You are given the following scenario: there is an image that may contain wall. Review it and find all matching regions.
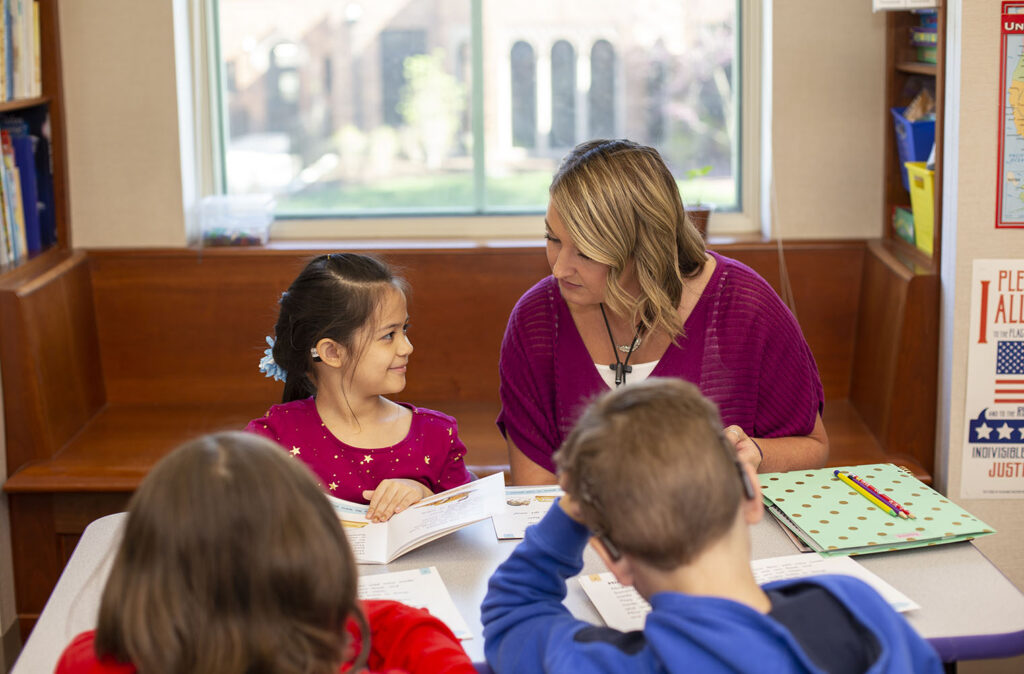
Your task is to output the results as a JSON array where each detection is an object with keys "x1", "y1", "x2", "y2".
[
  {"x1": 56, "y1": 0, "x2": 887, "y2": 247},
  {"x1": 770, "y1": 1, "x2": 886, "y2": 240},
  {"x1": 942, "y1": 1, "x2": 1024, "y2": 591},
  {"x1": 58, "y1": 0, "x2": 187, "y2": 248}
]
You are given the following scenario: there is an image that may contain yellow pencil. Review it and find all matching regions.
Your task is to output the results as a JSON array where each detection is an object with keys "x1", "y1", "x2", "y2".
[{"x1": 834, "y1": 470, "x2": 899, "y2": 517}]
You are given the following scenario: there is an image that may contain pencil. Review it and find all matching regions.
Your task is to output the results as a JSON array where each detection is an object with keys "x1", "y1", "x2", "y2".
[
  {"x1": 834, "y1": 470, "x2": 899, "y2": 517},
  {"x1": 847, "y1": 471, "x2": 915, "y2": 519}
]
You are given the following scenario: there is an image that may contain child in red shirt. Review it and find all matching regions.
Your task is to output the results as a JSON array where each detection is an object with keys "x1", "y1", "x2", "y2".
[{"x1": 55, "y1": 432, "x2": 476, "y2": 674}]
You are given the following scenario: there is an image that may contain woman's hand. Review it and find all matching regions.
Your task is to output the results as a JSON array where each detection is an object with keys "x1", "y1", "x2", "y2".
[
  {"x1": 362, "y1": 479, "x2": 432, "y2": 522},
  {"x1": 725, "y1": 425, "x2": 763, "y2": 472}
]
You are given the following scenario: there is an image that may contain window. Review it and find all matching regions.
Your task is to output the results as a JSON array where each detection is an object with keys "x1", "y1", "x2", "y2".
[{"x1": 211, "y1": 0, "x2": 755, "y2": 234}]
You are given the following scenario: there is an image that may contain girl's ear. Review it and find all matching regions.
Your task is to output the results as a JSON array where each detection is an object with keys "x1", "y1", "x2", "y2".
[{"x1": 314, "y1": 339, "x2": 346, "y2": 368}]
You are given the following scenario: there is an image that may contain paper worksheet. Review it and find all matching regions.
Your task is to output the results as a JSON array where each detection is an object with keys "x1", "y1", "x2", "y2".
[
  {"x1": 580, "y1": 553, "x2": 919, "y2": 632},
  {"x1": 358, "y1": 566, "x2": 472, "y2": 640},
  {"x1": 491, "y1": 485, "x2": 563, "y2": 539}
]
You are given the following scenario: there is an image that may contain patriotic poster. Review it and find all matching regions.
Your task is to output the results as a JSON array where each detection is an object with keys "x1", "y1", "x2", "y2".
[{"x1": 961, "y1": 259, "x2": 1024, "y2": 498}]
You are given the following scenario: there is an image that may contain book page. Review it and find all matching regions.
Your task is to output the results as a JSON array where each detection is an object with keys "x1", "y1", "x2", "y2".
[
  {"x1": 491, "y1": 485, "x2": 563, "y2": 539},
  {"x1": 358, "y1": 567, "x2": 472, "y2": 640},
  {"x1": 326, "y1": 497, "x2": 389, "y2": 564},
  {"x1": 580, "y1": 554, "x2": 919, "y2": 631},
  {"x1": 751, "y1": 554, "x2": 920, "y2": 613},
  {"x1": 384, "y1": 472, "x2": 506, "y2": 561},
  {"x1": 578, "y1": 573, "x2": 650, "y2": 632}
]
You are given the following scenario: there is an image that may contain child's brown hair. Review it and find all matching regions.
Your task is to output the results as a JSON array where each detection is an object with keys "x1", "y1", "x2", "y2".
[
  {"x1": 94, "y1": 431, "x2": 367, "y2": 673},
  {"x1": 555, "y1": 378, "x2": 747, "y2": 570}
]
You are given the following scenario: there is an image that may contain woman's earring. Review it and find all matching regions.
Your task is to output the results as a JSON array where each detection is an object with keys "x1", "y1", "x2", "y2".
[{"x1": 310, "y1": 347, "x2": 322, "y2": 362}]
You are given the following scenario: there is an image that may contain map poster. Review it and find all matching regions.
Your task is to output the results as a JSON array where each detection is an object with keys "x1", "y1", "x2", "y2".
[
  {"x1": 961, "y1": 259, "x2": 1024, "y2": 499},
  {"x1": 998, "y1": 2, "x2": 1024, "y2": 228}
]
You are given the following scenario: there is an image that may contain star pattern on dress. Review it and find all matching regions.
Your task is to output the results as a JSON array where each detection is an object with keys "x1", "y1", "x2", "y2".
[
  {"x1": 362, "y1": 454, "x2": 373, "y2": 464},
  {"x1": 424, "y1": 455, "x2": 431, "y2": 464},
  {"x1": 329, "y1": 482, "x2": 338, "y2": 491},
  {"x1": 290, "y1": 446, "x2": 301, "y2": 456}
]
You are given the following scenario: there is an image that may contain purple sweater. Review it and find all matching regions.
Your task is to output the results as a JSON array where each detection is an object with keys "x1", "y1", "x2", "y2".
[
  {"x1": 497, "y1": 251, "x2": 824, "y2": 473},
  {"x1": 246, "y1": 397, "x2": 473, "y2": 502}
]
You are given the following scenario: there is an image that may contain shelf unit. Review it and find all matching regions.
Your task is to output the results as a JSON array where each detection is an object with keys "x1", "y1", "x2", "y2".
[
  {"x1": 881, "y1": 5, "x2": 944, "y2": 270},
  {"x1": 0, "y1": 0, "x2": 70, "y2": 277}
]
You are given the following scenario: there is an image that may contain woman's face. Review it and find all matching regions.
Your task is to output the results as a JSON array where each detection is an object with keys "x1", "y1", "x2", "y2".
[{"x1": 545, "y1": 203, "x2": 610, "y2": 306}]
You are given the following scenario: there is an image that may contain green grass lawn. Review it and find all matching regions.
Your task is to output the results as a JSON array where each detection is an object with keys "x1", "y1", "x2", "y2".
[{"x1": 277, "y1": 172, "x2": 736, "y2": 215}]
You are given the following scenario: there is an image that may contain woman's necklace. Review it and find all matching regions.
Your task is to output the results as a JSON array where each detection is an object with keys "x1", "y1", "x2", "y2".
[{"x1": 599, "y1": 304, "x2": 644, "y2": 387}]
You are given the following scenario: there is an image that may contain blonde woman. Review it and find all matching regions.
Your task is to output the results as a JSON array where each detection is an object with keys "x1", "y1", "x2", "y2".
[{"x1": 497, "y1": 139, "x2": 828, "y2": 485}]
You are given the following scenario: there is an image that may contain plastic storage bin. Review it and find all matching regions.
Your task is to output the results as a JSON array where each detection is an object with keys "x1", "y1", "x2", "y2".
[
  {"x1": 905, "y1": 162, "x2": 934, "y2": 256},
  {"x1": 891, "y1": 107, "x2": 935, "y2": 191},
  {"x1": 199, "y1": 194, "x2": 275, "y2": 247}
]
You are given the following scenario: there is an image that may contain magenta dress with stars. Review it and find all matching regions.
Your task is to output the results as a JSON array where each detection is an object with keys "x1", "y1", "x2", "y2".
[{"x1": 245, "y1": 397, "x2": 474, "y2": 503}]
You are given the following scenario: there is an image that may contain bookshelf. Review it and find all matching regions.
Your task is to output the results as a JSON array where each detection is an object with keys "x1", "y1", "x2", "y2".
[
  {"x1": 881, "y1": 6, "x2": 944, "y2": 270},
  {"x1": 0, "y1": 0, "x2": 69, "y2": 275}
]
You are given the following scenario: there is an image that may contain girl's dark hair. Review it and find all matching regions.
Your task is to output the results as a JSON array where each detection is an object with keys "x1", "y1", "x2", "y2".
[
  {"x1": 95, "y1": 431, "x2": 369, "y2": 674},
  {"x1": 272, "y1": 253, "x2": 407, "y2": 402}
]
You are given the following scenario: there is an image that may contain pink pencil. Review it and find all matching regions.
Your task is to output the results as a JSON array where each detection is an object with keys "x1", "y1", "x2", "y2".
[{"x1": 847, "y1": 472, "x2": 915, "y2": 519}]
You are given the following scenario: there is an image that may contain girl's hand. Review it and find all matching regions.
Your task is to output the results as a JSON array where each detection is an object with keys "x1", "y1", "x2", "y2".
[
  {"x1": 725, "y1": 425, "x2": 763, "y2": 472},
  {"x1": 362, "y1": 479, "x2": 432, "y2": 522}
]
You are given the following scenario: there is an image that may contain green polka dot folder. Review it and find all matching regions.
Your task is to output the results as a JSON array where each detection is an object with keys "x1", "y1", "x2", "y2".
[{"x1": 760, "y1": 464, "x2": 995, "y2": 556}]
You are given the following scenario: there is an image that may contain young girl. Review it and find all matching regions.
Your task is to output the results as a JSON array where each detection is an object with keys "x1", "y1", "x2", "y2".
[
  {"x1": 247, "y1": 253, "x2": 474, "y2": 522},
  {"x1": 55, "y1": 432, "x2": 477, "y2": 674}
]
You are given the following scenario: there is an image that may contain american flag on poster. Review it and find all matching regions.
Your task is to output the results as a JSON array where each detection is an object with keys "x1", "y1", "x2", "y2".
[{"x1": 995, "y1": 340, "x2": 1024, "y2": 404}]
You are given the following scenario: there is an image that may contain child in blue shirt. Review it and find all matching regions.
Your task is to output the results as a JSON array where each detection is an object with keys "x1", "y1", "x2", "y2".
[{"x1": 482, "y1": 378, "x2": 942, "y2": 673}]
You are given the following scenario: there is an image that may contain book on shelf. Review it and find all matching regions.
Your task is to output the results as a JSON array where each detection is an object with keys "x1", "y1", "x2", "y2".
[
  {"x1": 1, "y1": 120, "x2": 39, "y2": 253},
  {"x1": 327, "y1": 471, "x2": 505, "y2": 564},
  {"x1": 1, "y1": 128, "x2": 27, "y2": 258},
  {"x1": 760, "y1": 463, "x2": 994, "y2": 556},
  {"x1": 5, "y1": 0, "x2": 38, "y2": 101}
]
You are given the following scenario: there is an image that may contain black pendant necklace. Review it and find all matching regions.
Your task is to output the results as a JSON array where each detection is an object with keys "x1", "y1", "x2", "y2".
[{"x1": 599, "y1": 304, "x2": 643, "y2": 387}]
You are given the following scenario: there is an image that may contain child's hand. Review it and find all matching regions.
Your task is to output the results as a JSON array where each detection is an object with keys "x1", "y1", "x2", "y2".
[
  {"x1": 362, "y1": 479, "x2": 432, "y2": 522},
  {"x1": 557, "y1": 492, "x2": 587, "y2": 524}
]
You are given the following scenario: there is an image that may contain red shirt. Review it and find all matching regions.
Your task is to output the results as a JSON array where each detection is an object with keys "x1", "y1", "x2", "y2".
[{"x1": 55, "y1": 600, "x2": 477, "y2": 674}]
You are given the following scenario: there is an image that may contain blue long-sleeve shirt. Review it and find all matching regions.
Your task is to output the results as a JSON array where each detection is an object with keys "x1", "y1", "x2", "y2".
[{"x1": 481, "y1": 504, "x2": 942, "y2": 673}]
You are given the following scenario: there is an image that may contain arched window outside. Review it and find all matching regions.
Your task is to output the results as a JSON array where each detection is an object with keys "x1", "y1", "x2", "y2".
[
  {"x1": 550, "y1": 40, "x2": 576, "y2": 148},
  {"x1": 589, "y1": 39, "x2": 616, "y2": 139},
  {"x1": 511, "y1": 40, "x2": 537, "y2": 148}
]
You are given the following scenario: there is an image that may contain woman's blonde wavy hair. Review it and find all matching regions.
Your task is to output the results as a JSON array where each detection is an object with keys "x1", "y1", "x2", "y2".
[{"x1": 550, "y1": 139, "x2": 707, "y2": 337}]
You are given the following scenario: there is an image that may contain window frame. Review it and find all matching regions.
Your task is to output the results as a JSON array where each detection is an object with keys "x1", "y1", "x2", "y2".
[{"x1": 197, "y1": 0, "x2": 762, "y2": 241}]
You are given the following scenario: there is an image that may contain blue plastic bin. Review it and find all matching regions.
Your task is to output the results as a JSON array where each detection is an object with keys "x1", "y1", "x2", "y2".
[{"x1": 891, "y1": 106, "x2": 935, "y2": 191}]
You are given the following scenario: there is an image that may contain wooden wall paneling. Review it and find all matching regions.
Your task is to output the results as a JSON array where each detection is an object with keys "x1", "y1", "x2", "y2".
[
  {"x1": 9, "y1": 494, "x2": 57, "y2": 640},
  {"x1": 849, "y1": 241, "x2": 936, "y2": 476},
  {"x1": 0, "y1": 252, "x2": 104, "y2": 476},
  {"x1": 886, "y1": 268, "x2": 938, "y2": 472},
  {"x1": 88, "y1": 249, "x2": 552, "y2": 408},
  {"x1": 723, "y1": 243, "x2": 864, "y2": 403}
]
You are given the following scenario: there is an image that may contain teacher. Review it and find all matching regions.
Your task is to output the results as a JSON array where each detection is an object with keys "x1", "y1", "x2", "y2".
[{"x1": 497, "y1": 139, "x2": 828, "y2": 485}]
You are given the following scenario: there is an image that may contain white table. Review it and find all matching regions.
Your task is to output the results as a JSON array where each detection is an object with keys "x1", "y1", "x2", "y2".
[{"x1": 12, "y1": 512, "x2": 1024, "y2": 671}]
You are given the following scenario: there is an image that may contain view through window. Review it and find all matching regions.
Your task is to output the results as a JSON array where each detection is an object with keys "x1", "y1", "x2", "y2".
[{"x1": 215, "y1": 0, "x2": 740, "y2": 220}]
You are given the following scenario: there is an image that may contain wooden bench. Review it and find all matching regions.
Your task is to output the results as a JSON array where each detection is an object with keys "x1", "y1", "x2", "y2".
[{"x1": 1, "y1": 239, "x2": 938, "y2": 638}]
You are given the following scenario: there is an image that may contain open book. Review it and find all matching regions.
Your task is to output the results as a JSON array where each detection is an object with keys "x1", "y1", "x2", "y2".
[
  {"x1": 580, "y1": 554, "x2": 920, "y2": 632},
  {"x1": 327, "y1": 471, "x2": 505, "y2": 564}
]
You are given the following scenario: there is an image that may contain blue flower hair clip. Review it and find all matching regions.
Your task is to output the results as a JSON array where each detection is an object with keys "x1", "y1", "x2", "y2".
[{"x1": 259, "y1": 335, "x2": 287, "y2": 382}]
